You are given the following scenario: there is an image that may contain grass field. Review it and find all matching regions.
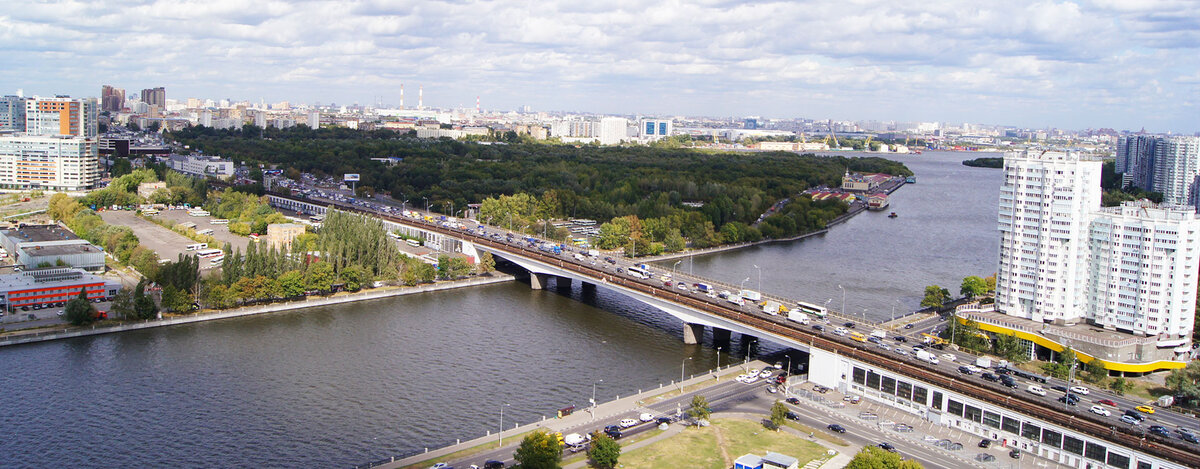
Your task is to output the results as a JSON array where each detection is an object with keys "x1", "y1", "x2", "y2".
[{"x1": 619, "y1": 418, "x2": 827, "y2": 469}]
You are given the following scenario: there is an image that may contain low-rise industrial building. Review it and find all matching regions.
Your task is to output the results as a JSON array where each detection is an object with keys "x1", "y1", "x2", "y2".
[
  {"x1": 0, "y1": 268, "x2": 121, "y2": 310},
  {"x1": 168, "y1": 154, "x2": 234, "y2": 178},
  {"x1": 0, "y1": 224, "x2": 106, "y2": 272}
]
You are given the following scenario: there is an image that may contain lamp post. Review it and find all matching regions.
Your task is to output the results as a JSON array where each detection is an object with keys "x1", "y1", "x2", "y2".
[
  {"x1": 838, "y1": 284, "x2": 846, "y2": 319},
  {"x1": 715, "y1": 346, "x2": 722, "y2": 379},
  {"x1": 753, "y1": 264, "x2": 762, "y2": 292},
  {"x1": 590, "y1": 379, "x2": 603, "y2": 421},
  {"x1": 680, "y1": 357, "x2": 692, "y2": 392},
  {"x1": 423, "y1": 197, "x2": 429, "y2": 213},
  {"x1": 498, "y1": 403, "x2": 511, "y2": 447},
  {"x1": 672, "y1": 260, "x2": 681, "y2": 279}
]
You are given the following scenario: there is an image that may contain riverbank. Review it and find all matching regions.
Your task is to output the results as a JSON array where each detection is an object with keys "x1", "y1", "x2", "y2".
[
  {"x1": 643, "y1": 179, "x2": 907, "y2": 263},
  {"x1": 0, "y1": 273, "x2": 516, "y2": 347}
]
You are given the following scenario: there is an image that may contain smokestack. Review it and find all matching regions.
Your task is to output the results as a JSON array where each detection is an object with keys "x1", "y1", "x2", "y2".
[
  {"x1": 418, "y1": 86, "x2": 423, "y2": 110},
  {"x1": 400, "y1": 84, "x2": 404, "y2": 110}
]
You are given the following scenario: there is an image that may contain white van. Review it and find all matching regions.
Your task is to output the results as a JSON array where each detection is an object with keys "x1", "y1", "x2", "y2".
[{"x1": 1027, "y1": 385, "x2": 1047, "y2": 396}]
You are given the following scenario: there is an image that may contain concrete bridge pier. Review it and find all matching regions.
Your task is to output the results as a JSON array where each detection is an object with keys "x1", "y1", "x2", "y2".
[
  {"x1": 580, "y1": 282, "x2": 596, "y2": 294},
  {"x1": 682, "y1": 322, "x2": 706, "y2": 345},
  {"x1": 530, "y1": 273, "x2": 550, "y2": 290},
  {"x1": 555, "y1": 277, "x2": 573, "y2": 290},
  {"x1": 711, "y1": 328, "x2": 732, "y2": 348},
  {"x1": 739, "y1": 334, "x2": 759, "y2": 357}
]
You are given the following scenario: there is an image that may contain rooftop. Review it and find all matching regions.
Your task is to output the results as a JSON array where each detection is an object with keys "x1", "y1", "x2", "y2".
[{"x1": 2, "y1": 224, "x2": 79, "y2": 243}]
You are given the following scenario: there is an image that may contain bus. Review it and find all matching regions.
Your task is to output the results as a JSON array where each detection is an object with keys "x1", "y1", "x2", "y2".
[
  {"x1": 196, "y1": 228, "x2": 214, "y2": 236},
  {"x1": 186, "y1": 243, "x2": 208, "y2": 251},
  {"x1": 310, "y1": 214, "x2": 325, "y2": 223},
  {"x1": 142, "y1": 209, "x2": 159, "y2": 216},
  {"x1": 210, "y1": 219, "x2": 229, "y2": 225},
  {"x1": 627, "y1": 266, "x2": 651, "y2": 280},
  {"x1": 796, "y1": 300, "x2": 828, "y2": 319},
  {"x1": 849, "y1": 332, "x2": 868, "y2": 343},
  {"x1": 196, "y1": 248, "x2": 224, "y2": 259},
  {"x1": 405, "y1": 239, "x2": 420, "y2": 247}
]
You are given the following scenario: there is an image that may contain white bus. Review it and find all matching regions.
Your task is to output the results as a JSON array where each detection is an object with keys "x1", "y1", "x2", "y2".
[
  {"x1": 210, "y1": 219, "x2": 229, "y2": 225},
  {"x1": 796, "y1": 300, "x2": 828, "y2": 319},
  {"x1": 142, "y1": 209, "x2": 159, "y2": 216},
  {"x1": 196, "y1": 248, "x2": 224, "y2": 259},
  {"x1": 186, "y1": 243, "x2": 208, "y2": 251},
  {"x1": 196, "y1": 228, "x2": 214, "y2": 236},
  {"x1": 188, "y1": 209, "x2": 210, "y2": 217},
  {"x1": 405, "y1": 239, "x2": 420, "y2": 247},
  {"x1": 627, "y1": 266, "x2": 651, "y2": 280}
]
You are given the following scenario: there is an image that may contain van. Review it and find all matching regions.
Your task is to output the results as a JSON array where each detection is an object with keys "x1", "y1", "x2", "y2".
[{"x1": 1027, "y1": 385, "x2": 1046, "y2": 396}]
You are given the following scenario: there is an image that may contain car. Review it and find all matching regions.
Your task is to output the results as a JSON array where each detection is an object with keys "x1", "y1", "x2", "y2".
[
  {"x1": 867, "y1": 336, "x2": 881, "y2": 344},
  {"x1": 812, "y1": 324, "x2": 825, "y2": 332},
  {"x1": 1027, "y1": 385, "x2": 1047, "y2": 396},
  {"x1": 877, "y1": 344, "x2": 891, "y2": 351},
  {"x1": 958, "y1": 366, "x2": 974, "y2": 375},
  {"x1": 735, "y1": 374, "x2": 748, "y2": 382},
  {"x1": 894, "y1": 336, "x2": 908, "y2": 343},
  {"x1": 483, "y1": 461, "x2": 505, "y2": 469},
  {"x1": 676, "y1": 282, "x2": 688, "y2": 291},
  {"x1": 827, "y1": 424, "x2": 846, "y2": 433},
  {"x1": 1182, "y1": 433, "x2": 1200, "y2": 443},
  {"x1": 759, "y1": 369, "x2": 773, "y2": 379},
  {"x1": 834, "y1": 327, "x2": 848, "y2": 336},
  {"x1": 1089, "y1": 405, "x2": 1111, "y2": 416},
  {"x1": 618, "y1": 418, "x2": 638, "y2": 428},
  {"x1": 813, "y1": 385, "x2": 829, "y2": 394},
  {"x1": 27, "y1": 313, "x2": 35, "y2": 320},
  {"x1": 905, "y1": 323, "x2": 915, "y2": 329},
  {"x1": 981, "y1": 373, "x2": 998, "y2": 382},
  {"x1": 1009, "y1": 449, "x2": 1022, "y2": 459},
  {"x1": 748, "y1": 368, "x2": 759, "y2": 376},
  {"x1": 895, "y1": 348, "x2": 908, "y2": 356},
  {"x1": 941, "y1": 353, "x2": 956, "y2": 362},
  {"x1": 1097, "y1": 399, "x2": 1117, "y2": 407},
  {"x1": 1136, "y1": 405, "x2": 1155, "y2": 414},
  {"x1": 1051, "y1": 385, "x2": 1068, "y2": 393},
  {"x1": 976, "y1": 453, "x2": 996, "y2": 462},
  {"x1": 743, "y1": 375, "x2": 760, "y2": 384},
  {"x1": 877, "y1": 442, "x2": 897, "y2": 452},
  {"x1": 1120, "y1": 415, "x2": 1141, "y2": 425},
  {"x1": 604, "y1": 427, "x2": 623, "y2": 439},
  {"x1": 56, "y1": 310, "x2": 64, "y2": 317},
  {"x1": 786, "y1": 397, "x2": 800, "y2": 405},
  {"x1": 639, "y1": 412, "x2": 654, "y2": 422},
  {"x1": 1058, "y1": 395, "x2": 1079, "y2": 406},
  {"x1": 1123, "y1": 410, "x2": 1145, "y2": 421},
  {"x1": 1151, "y1": 427, "x2": 1171, "y2": 438},
  {"x1": 979, "y1": 438, "x2": 992, "y2": 448},
  {"x1": 843, "y1": 395, "x2": 861, "y2": 404},
  {"x1": 766, "y1": 385, "x2": 778, "y2": 393},
  {"x1": 655, "y1": 417, "x2": 672, "y2": 425},
  {"x1": 1070, "y1": 386, "x2": 1090, "y2": 395},
  {"x1": 430, "y1": 464, "x2": 450, "y2": 469},
  {"x1": 843, "y1": 322, "x2": 856, "y2": 329}
]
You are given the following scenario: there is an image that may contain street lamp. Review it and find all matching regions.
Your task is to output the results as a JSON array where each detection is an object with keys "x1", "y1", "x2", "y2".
[
  {"x1": 838, "y1": 284, "x2": 846, "y2": 318},
  {"x1": 590, "y1": 380, "x2": 603, "y2": 421},
  {"x1": 423, "y1": 197, "x2": 429, "y2": 213},
  {"x1": 498, "y1": 403, "x2": 511, "y2": 447},
  {"x1": 753, "y1": 264, "x2": 762, "y2": 292},
  {"x1": 680, "y1": 357, "x2": 692, "y2": 392},
  {"x1": 739, "y1": 277, "x2": 750, "y2": 292},
  {"x1": 715, "y1": 346, "x2": 722, "y2": 379},
  {"x1": 672, "y1": 260, "x2": 681, "y2": 279}
]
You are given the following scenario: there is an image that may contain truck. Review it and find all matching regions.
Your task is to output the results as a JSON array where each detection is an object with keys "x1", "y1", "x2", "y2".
[
  {"x1": 916, "y1": 350, "x2": 939, "y2": 364},
  {"x1": 787, "y1": 309, "x2": 810, "y2": 324},
  {"x1": 975, "y1": 357, "x2": 992, "y2": 369},
  {"x1": 588, "y1": 249, "x2": 600, "y2": 257},
  {"x1": 870, "y1": 329, "x2": 887, "y2": 339},
  {"x1": 761, "y1": 300, "x2": 783, "y2": 315},
  {"x1": 740, "y1": 290, "x2": 762, "y2": 302},
  {"x1": 693, "y1": 283, "x2": 712, "y2": 293}
]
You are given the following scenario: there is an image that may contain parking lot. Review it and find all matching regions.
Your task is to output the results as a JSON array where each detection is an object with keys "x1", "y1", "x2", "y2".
[
  {"x1": 151, "y1": 209, "x2": 249, "y2": 252},
  {"x1": 99, "y1": 211, "x2": 199, "y2": 266}
]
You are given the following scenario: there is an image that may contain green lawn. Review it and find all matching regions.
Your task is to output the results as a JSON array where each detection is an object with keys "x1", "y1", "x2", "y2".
[{"x1": 619, "y1": 418, "x2": 827, "y2": 469}]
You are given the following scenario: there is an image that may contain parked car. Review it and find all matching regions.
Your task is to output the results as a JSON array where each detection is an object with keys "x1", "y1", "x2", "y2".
[
  {"x1": 827, "y1": 424, "x2": 846, "y2": 433},
  {"x1": 1009, "y1": 449, "x2": 1021, "y2": 459},
  {"x1": 639, "y1": 413, "x2": 654, "y2": 422},
  {"x1": 604, "y1": 425, "x2": 623, "y2": 439},
  {"x1": 978, "y1": 439, "x2": 992, "y2": 448}
]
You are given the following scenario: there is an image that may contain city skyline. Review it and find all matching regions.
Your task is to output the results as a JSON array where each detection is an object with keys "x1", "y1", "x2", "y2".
[{"x1": 2, "y1": 1, "x2": 1197, "y2": 133}]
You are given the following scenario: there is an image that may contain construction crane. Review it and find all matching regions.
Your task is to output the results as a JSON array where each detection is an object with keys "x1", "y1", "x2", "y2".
[
  {"x1": 825, "y1": 128, "x2": 839, "y2": 148},
  {"x1": 864, "y1": 135, "x2": 874, "y2": 151}
]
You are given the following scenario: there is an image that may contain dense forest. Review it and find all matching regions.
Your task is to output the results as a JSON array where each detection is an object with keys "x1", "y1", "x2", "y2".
[
  {"x1": 169, "y1": 125, "x2": 912, "y2": 251},
  {"x1": 961, "y1": 157, "x2": 1003, "y2": 168}
]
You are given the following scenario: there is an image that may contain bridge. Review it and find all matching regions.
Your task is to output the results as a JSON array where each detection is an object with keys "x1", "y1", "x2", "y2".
[{"x1": 268, "y1": 193, "x2": 1197, "y2": 469}]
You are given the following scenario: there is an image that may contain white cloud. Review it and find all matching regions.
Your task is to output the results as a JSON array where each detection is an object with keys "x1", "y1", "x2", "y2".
[{"x1": 0, "y1": 0, "x2": 1195, "y2": 131}]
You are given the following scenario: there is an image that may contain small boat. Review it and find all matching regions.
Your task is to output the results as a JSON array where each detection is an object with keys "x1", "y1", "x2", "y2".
[
  {"x1": 888, "y1": 212, "x2": 898, "y2": 218},
  {"x1": 906, "y1": 176, "x2": 916, "y2": 184}
]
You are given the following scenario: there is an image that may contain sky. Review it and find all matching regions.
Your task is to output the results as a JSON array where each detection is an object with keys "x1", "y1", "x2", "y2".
[{"x1": 1, "y1": 0, "x2": 1197, "y2": 133}]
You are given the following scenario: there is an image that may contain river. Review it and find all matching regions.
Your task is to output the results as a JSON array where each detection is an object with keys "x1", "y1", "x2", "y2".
[{"x1": 0, "y1": 150, "x2": 1002, "y2": 468}]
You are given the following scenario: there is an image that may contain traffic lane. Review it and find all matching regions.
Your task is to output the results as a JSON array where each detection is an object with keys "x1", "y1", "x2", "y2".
[{"x1": 783, "y1": 401, "x2": 971, "y2": 469}]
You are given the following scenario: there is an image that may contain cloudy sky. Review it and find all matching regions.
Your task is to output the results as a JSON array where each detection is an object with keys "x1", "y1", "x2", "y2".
[{"x1": 2, "y1": 0, "x2": 1197, "y2": 132}]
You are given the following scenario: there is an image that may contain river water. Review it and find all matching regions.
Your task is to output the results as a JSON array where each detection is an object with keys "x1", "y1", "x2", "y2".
[{"x1": 0, "y1": 150, "x2": 1002, "y2": 468}]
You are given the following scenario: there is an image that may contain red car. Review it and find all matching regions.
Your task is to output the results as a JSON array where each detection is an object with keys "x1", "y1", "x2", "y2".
[{"x1": 1097, "y1": 399, "x2": 1117, "y2": 407}]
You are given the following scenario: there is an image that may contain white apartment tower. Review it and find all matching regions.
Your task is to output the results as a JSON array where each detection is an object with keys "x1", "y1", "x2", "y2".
[
  {"x1": 1087, "y1": 202, "x2": 1200, "y2": 344},
  {"x1": 24, "y1": 96, "x2": 97, "y2": 139},
  {"x1": 598, "y1": 117, "x2": 627, "y2": 145},
  {"x1": 1153, "y1": 136, "x2": 1200, "y2": 206},
  {"x1": 996, "y1": 151, "x2": 1102, "y2": 323}
]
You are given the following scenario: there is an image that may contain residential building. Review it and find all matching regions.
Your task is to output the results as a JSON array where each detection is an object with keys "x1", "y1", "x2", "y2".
[
  {"x1": 0, "y1": 134, "x2": 101, "y2": 190},
  {"x1": 639, "y1": 118, "x2": 672, "y2": 141},
  {"x1": 0, "y1": 268, "x2": 121, "y2": 311},
  {"x1": 1086, "y1": 201, "x2": 1200, "y2": 346},
  {"x1": 100, "y1": 85, "x2": 125, "y2": 113},
  {"x1": 1153, "y1": 136, "x2": 1200, "y2": 206},
  {"x1": 24, "y1": 96, "x2": 97, "y2": 139},
  {"x1": 0, "y1": 95, "x2": 26, "y2": 131},
  {"x1": 0, "y1": 224, "x2": 106, "y2": 271},
  {"x1": 1115, "y1": 135, "x2": 1157, "y2": 191},
  {"x1": 995, "y1": 151, "x2": 1102, "y2": 323},
  {"x1": 597, "y1": 117, "x2": 627, "y2": 145},
  {"x1": 168, "y1": 154, "x2": 234, "y2": 178},
  {"x1": 140, "y1": 87, "x2": 165, "y2": 108},
  {"x1": 266, "y1": 223, "x2": 306, "y2": 250}
]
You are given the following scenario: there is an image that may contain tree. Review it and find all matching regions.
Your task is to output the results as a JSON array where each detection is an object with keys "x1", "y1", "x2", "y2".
[
  {"x1": 160, "y1": 285, "x2": 192, "y2": 313},
  {"x1": 960, "y1": 276, "x2": 988, "y2": 299},
  {"x1": 134, "y1": 279, "x2": 158, "y2": 320},
  {"x1": 512, "y1": 430, "x2": 563, "y2": 469},
  {"x1": 586, "y1": 432, "x2": 620, "y2": 469},
  {"x1": 920, "y1": 285, "x2": 949, "y2": 309},
  {"x1": 1081, "y1": 357, "x2": 1109, "y2": 384},
  {"x1": 1165, "y1": 361, "x2": 1200, "y2": 404},
  {"x1": 279, "y1": 270, "x2": 306, "y2": 298},
  {"x1": 339, "y1": 264, "x2": 365, "y2": 291},
  {"x1": 477, "y1": 251, "x2": 496, "y2": 274},
  {"x1": 769, "y1": 400, "x2": 788, "y2": 430},
  {"x1": 305, "y1": 261, "x2": 334, "y2": 293},
  {"x1": 1109, "y1": 377, "x2": 1128, "y2": 396},
  {"x1": 846, "y1": 446, "x2": 923, "y2": 469},
  {"x1": 992, "y1": 332, "x2": 1026, "y2": 363},
  {"x1": 110, "y1": 288, "x2": 135, "y2": 320},
  {"x1": 687, "y1": 394, "x2": 711, "y2": 421},
  {"x1": 64, "y1": 289, "x2": 97, "y2": 325}
]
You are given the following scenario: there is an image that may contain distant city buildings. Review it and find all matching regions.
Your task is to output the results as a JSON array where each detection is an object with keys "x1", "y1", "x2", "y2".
[
  {"x1": 24, "y1": 96, "x2": 97, "y2": 139},
  {"x1": 168, "y1": 154, "x2": 234, "y2": 178},
  {"x1": 994, "y1": 150, "x2": 1198, "y2": 354},
  {"x1": 0, "y1": 95, "x2": 100, "y2": 190},
  {"x1": 0, "y1": 95, "x2": 27, "y2": 132},
  {"x1": 640, "y1": 118, "x2": 672, "y2": 142},
  {"x1": 1114, "y1": 135, "x2": 1200, "y2": 208},
  {"x1": 100, "y1": 85, "x2": 125, "y2": 113}
]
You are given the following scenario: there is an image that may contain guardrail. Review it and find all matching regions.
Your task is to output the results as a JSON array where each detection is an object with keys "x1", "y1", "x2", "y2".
[{"x1": 270, "y1": 191, "x2": 1200, "y2": 467}]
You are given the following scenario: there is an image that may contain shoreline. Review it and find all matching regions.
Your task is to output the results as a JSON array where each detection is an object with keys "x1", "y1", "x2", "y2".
[
  {"x1": 644, "y1": 178, "x2": 907, "y2": 263},
  {"x1": 0, "y1": 273, "x2": 516, "y2": 348}
]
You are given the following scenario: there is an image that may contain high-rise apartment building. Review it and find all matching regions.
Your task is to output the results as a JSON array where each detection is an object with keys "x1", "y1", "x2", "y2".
[
  {"x1": 1087, "y1": 201, "x2": 1200, "y2": 343},
  {"x1": 24, "y1": 96, "x2": 97, "y2": 139},
  {"x1": 100, "y1": 85, "x2": 125, "y2": 113},
  {"x1": 0, "y1": 96, "x2": 27, "y2": 132},
  {"x1": 140, "y1": 87, "x2": 165, "y2": 107},
  {"x1": 995, "y1": 151, "x2": 1102, "y2": 322},
  {"x1": 1114, "y1": 135, "x2": 1158, "y2": 191},
  {"x1": 598, "y1": 117, "x2": 627, "y2": 145},
  {"x1": 640, "y1": 119, "x2": 673, "y2": 141},
  {"x1": 1153, "y1": 136, "x2": 1200, "y2": 206},
  {"x1": 0, "y1": 135, "x2": 100, "y2": 190}
]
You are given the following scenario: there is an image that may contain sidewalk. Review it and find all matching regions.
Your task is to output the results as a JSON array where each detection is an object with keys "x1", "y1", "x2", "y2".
[{"x1": 376, "y1": 361, "x2": 766, "y2": 469}]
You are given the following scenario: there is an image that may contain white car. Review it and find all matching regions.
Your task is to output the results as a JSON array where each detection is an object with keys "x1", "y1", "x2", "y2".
[
  {"x1": 834, "y1": 327, "x2": 848, "y2": 336},
  {"x1": 1027, "y1": 385, "x2": 1047, "y2": 396},
  {"x1": 1070, "y1": 386, "x2": 1090, "y2": 395},
  {"x1": 895, "y1": 348, "x2": 908, "y2": 356},
  {"x1": 735, "y1": 374, "x2": 749, "y2": 383},
  {"x1": 941, "y1": 353, "x2": 956, "y2": 362},
  {"x1": 1089, "y1": 405, "x2": 1110, "y2": 416},
  {"x1": 619, "y1": 418, "x2": 639, "y2": 428},
  {"x1": 744, "y1": 375, "x2": 760, "y2": 384},
  {"x1": 639, "y1": 412, "x2": 654, "y2": 422},
  {"x1": 878, "y1": 344, "x2": 891, "y2": 351},
  {"x1": 758, "y1": 369, "x2": 773, "y2": 379}
]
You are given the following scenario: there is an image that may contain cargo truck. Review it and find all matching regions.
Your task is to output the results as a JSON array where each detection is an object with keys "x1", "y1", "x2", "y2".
[
  {"x1": 762, "y1": 300, "x2": 784, "y2": 315},
  {"x1": 975, "y1": 357, "x2": 992, "y2": 368},
  {"x1": 740, "y1": 290, "x2": 762, "y2": 302},
  {"x1": 916, "y1": 350, "x2": 940, "y2": 364},
  {"x1": 787, "y1": 310, "x2": 810, "y2": 324}
]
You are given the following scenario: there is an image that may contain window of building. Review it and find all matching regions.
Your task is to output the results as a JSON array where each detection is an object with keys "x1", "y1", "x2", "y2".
[
  {"x1": 1021, "y1": 422, "x2": 1040, "y2": 440},
  {"x1": 1063, "y1": 436, "x2": 1084, "y2": 455},
  {"x1": 912, "y1": 386, "x2": 927, "y2": 406},
  {"x1": 1001, "y1": 416, "x2": 1020, "y2": 434},
  {"x1": 930, "y1": 391, "x2": 943, "y2": 411},
  {"x1": 852, "y1": 367, "x2": 865, "y2": 385},
  {"x1": 1085, "y1": 442, "x2": 1107, "y2": 461},
  {"x1": 1106, "y1": 452, "x2": 1130, "y2": 469},
  {"x1": 982, "y1": 411, "x2": 1000, "y2": 428},
  {"x1": 1041, "y1": 429, "x2": 1062, "y2": 448},
  {"x1": 964, "y1": 405, "x2": 982, "y2": 423},
  {"x1": 1137, "y1": 461, "x2": 1151, "y2": 469},
  {"x1": 881, "y1": 376, "x2": 896, "y2": 394},
  {"x1": 896, "y1": 381, "x2": 912, "y2": 401},
  {"x1": 947, "y1": 399, "x2": 964, "y2": 417},
  {"x1": 866, "y1": 371, "x2": 880, "y2": 390}
]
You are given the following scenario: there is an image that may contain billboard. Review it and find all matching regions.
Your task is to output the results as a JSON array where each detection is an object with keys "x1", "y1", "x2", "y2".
[{"x1": 343, "y1": 174, "x2": 360, "y2": 182}]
